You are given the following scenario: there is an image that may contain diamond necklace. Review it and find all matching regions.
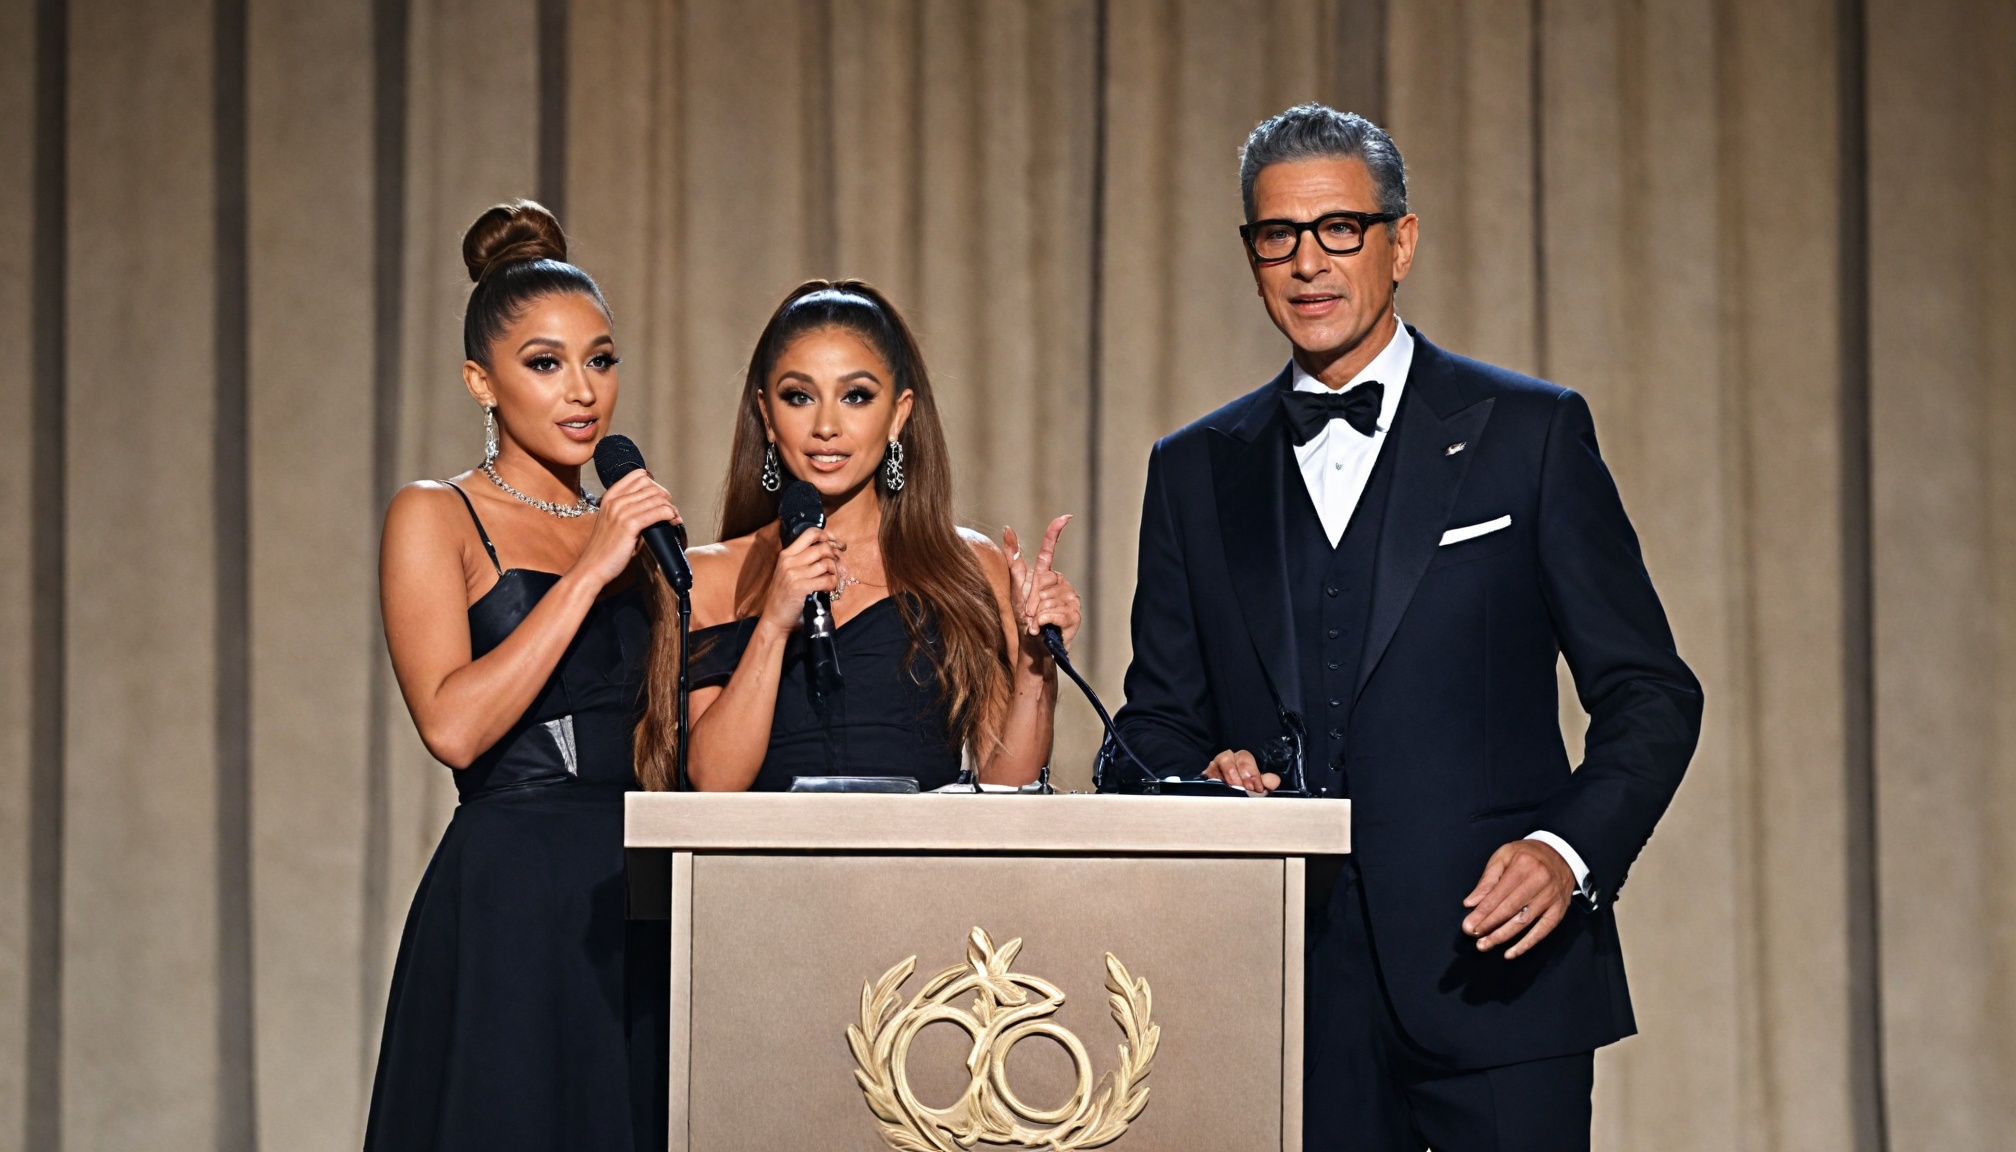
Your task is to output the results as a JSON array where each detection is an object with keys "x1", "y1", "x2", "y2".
[
  {"x1": 481, "y1": 459, "x2": 599, "y2": 518},
  {"x1": 831, "y1": 541, "x2": 886, "y2": 602}
]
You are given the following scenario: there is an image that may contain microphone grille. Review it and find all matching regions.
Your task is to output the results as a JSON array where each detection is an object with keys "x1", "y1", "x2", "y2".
[
  {"x1": 593, "y1": 434, "x2": 645, "y2": 489},
  {"x1": 777, "y1": 480, "x2": 825, "y2": 547}
]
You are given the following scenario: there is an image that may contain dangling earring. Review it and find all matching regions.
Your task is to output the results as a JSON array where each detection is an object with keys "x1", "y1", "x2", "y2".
[
  {"x1": 483, "y1": 405, "x2": 499, "y2": 464},
  {"x1": 881, "y1": 438, "x2": 905, "y2": 493},
  {"x1": 760, "y1": 442, "x2": 783, "y2": 493}
]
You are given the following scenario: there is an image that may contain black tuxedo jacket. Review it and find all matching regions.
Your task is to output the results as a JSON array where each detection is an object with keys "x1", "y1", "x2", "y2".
[{"x1": 1114, "y1": 327, "x2": 1702, "y2": 1067}]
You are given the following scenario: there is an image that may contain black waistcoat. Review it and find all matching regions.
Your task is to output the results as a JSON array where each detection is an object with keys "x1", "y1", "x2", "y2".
[{"x1": 1283, "y1": 394, "x2": 1404, "y2": 797}]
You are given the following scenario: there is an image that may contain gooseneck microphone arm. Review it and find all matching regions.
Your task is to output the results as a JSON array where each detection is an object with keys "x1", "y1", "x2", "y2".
[{"x1": 1037, "y1": 624, "x2": 1161, "y2": 793}]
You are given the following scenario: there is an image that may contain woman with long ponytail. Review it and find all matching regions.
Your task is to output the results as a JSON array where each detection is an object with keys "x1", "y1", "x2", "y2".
[{"x1": 635, "y1": 280, "x2": 1079, "y2": 791}]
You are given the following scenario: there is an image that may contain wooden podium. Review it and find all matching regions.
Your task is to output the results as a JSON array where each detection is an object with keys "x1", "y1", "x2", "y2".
[{"x1": 625, "y1": 792, "x2": 1349, "y2": 1151}]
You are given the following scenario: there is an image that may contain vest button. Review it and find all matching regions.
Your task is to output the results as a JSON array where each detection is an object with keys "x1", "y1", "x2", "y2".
[
  {"x1": 1328, "y1": 728, "x2": 1342, "y2": 740},
  {"x1": 1327, "y1": 660, "x2": 1340, "y2": 670},
  {"x1": 1327, "y1": 628, "x2": 1339, "y2": 639},
  {"x1": 1326, "y1": 585, "x2": 1340, "y2": 597},
  {"x1": 1329, "y1": 697, "x2": 1342, "y2": 708}
]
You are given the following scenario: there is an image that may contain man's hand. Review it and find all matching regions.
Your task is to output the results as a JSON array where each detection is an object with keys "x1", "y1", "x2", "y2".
[
  {"x1": 1203, "y1": 749, "x2": 1281, "y2": 794},
  {"x1": 1461, "y1": 840, "x2": 1576, "y2": 959}
]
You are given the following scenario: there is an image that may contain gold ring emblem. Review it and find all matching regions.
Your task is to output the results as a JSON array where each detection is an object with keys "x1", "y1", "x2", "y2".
[{"x1": 847, "y1": 927, "x2": 1159, "y2": 1151}]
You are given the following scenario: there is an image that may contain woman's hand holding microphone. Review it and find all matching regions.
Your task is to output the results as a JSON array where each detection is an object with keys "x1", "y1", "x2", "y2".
[
  {"x1": 568, "y1": 469, "x2": 681, "y2": 590},
  {"x1": 757, "y1": 528, "x2": 842, "y2": 640}
]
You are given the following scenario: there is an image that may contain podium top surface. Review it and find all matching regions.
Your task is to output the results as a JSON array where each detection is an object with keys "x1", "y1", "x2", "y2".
[{"x1": 623, "y1": 791, "x2": 1350, "y2": 855}]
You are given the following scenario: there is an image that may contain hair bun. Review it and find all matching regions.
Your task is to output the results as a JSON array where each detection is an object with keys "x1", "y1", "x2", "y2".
[{"x1": 462, "y1": 199, "x2": 568, "y2": 283}]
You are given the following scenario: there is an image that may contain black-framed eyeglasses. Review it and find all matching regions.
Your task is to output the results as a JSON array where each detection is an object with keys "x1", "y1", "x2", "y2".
[{"x1": 1239, "y1": 210, "x2": 1400, "y2": 264}]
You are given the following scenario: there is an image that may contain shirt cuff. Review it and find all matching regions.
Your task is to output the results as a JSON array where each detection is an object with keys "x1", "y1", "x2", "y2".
[{"x1": 1525, "y1": 831, "x2": 1596, "y2": 903}]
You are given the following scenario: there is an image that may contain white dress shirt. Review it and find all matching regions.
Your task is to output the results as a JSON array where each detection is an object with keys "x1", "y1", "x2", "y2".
[
  {"x1": 1286, "y1": 319, "x2": 1595, "y2": 902},
  {"x1": 1291, "y1": 320, "x2": 1413, "y2": 546}
]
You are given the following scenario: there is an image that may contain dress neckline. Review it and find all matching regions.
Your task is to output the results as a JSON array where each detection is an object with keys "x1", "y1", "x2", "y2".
[
  {"x1": 467, "y1": 569, "x2": 642, "y2": 618},
  {"x1": 690, "y1": 593, "x2": 900, "y2": 639}
]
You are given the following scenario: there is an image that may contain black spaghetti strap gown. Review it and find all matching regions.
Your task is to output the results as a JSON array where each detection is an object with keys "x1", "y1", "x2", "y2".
[
  {"x1": 364, "y1": 484, "x2": 666, "y2": 1152},
  {"x1": 687, "y1": 595, "x2": 965, "y2": 790}
]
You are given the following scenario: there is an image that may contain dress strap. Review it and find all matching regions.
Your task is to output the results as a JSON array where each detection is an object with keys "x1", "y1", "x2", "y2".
[{"x1": 442, "y1": 481, "x2": 504, "y2": 577}]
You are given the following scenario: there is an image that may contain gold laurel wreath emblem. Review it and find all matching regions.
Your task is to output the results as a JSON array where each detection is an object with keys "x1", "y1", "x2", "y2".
[{"x1": 847, "y1": 928, "x2": 1160, "y2": 1152}]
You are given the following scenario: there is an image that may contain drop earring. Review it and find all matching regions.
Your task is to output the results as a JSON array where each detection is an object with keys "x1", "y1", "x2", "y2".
[
  {"x1": 760, "y1": 442, "x2": 783, "y2": 493},
  {"x1": 881, "y1": 438, "x2": 905, "y2": 493},
  {"x1": 483, "y1": 405, "x2": 499, "y2": 464}
]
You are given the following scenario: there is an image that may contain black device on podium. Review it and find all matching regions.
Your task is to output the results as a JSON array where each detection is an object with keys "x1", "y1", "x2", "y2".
[{"x1": 1037, "y1": 624, "x2": 1307, "y2": 797}]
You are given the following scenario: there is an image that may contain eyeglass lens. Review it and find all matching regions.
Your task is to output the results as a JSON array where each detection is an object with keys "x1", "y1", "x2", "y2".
[{"x1": 1249, "y1": 215, "x2": 1367, "y2": 261}]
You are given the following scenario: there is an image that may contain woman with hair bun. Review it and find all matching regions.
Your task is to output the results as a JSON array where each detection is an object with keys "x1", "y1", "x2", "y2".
[
  {"x1": 637, "y1": 280, "x2": 1081, "y2": 792},
  {"x1": 366, "y1": 200, "x2": 671, "y2": 1150}
]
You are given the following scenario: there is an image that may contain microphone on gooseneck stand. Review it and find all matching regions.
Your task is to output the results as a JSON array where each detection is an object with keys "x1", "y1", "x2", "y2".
[
  {"x1": 593, "y1": 435, "x2": 692, "y2": 594},
  {"x1": 1036, "y1": 625, "x2": 1155, "y2": 792},
  {"x1": 1039, "y1": 624, "x2": 1246, "y2": 798},
  {"x1": 777, "y1": 481, "x2": 843, "y2": 698},
  {"x1": 592, "y1": 434, "x2": 694, "y2": 792}
]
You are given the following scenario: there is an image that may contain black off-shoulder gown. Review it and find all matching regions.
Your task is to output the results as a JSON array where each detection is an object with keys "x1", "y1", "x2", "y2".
[
  {"x1": 688, "y1": 595, "x2": 964, "y2": 791},
  {"x1": 364, "y1": 487, "x2": 666, "y2": 1152}
]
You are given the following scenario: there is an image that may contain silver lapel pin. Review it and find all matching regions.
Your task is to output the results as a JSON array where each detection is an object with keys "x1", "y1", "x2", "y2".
[{"x1": 1445, "y1": 441, "x2": 1467, "y2": 456}]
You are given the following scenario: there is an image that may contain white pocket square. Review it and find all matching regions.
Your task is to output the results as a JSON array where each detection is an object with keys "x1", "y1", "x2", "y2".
[{"x1": 1439, "y1": 515, "x2": 1512, "y2": 546}]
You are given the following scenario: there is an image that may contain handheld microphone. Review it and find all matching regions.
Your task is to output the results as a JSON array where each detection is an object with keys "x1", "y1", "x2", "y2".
[
  {"x1": 592, "y1": 435, "x2": 692, "y2": 595},
  {"x1": 777, "y1": 480, "x2": 842, "y2": 693}
]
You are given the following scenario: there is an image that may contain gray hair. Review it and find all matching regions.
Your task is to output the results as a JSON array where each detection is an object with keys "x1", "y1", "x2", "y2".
[{"x1": 1239, "y1": 104, "x2": 1408, "y2": 222}]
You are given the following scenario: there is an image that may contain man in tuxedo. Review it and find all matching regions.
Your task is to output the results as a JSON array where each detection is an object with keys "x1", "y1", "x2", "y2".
[{"x1": 1112, "y1": 104, "x2": 1702, "y2": 1150}]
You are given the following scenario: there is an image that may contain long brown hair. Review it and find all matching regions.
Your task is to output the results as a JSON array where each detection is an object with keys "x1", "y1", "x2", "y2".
[{"x1": 633, "y1": 280, "x2": 1010, "y2": 789}]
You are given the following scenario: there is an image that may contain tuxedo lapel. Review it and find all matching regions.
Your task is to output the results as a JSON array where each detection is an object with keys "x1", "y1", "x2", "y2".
[
  {"x1": 1211, "y1": 368, "x2": 1303, "y2": 716},
  {"x1": 1358, "y1": 334, "x2": 1495, "y2": 694}
]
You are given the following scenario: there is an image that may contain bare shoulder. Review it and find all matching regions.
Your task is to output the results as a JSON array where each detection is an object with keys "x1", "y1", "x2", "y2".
[
  {"x1": 687, "y1": 531, "x2": 764, "y2": 626},
  {"x1": 685, "y1": 538, "x2": 745, "y2": 584},
  {"x1": 961, "y1": 526, "x2": 1010, "y2": 584},
  {"x1": 380, "y1": 479, "x2": 480, "y2": 593},
  {"x1": 384, "y1": 478, "x2": 472, "y2": 541},
  {"x1": 960, "y1": 525, "x2": 1004, "y2": 560}
]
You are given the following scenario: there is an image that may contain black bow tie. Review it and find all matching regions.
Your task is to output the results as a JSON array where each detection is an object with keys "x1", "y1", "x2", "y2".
[{"x1": 1282, "y1": 381, "x2": 1384, "y2": 445}]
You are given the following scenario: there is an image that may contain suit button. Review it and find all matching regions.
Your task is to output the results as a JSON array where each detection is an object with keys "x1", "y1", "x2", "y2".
[
  {"x1": 1326, "y1": 585, "x2": 1339, "y2": 597},
  {"x1": 1327, "y1": 628, "x2": 1339, "y2": 639},
  {"x1": 1327, "y1": 660, "x2": 1340, "y2": 670},
  {"x1": 1329, "y1": 697, "x2": 1342, "y2": 708}
]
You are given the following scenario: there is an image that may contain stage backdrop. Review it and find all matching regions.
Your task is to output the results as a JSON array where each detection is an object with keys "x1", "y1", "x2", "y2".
[{"x1": 0, "y1": 1, "x2": 2010, "y2": 1150}]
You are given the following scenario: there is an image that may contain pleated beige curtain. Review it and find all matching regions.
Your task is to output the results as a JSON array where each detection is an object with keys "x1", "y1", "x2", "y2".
[
  {"x1": 1868, "y1": 2, "x2": 2016, "y2": 1145},
  {"x1": 1393, "y1": 2, "x2": 1867, "y2": 1146},
  {"x1": 564, "y1": 0, "x2": 1109, "y2": 761},
  {"x1": 1, "y1": 2, "x2": 2013, "y2": 1151},
  {"x1": 1392, "y1": 4, "x2": 2016, "y2": 1148},
  {"x1": 0, "y1": 0, "x2": 34, "y2": 1141}
]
